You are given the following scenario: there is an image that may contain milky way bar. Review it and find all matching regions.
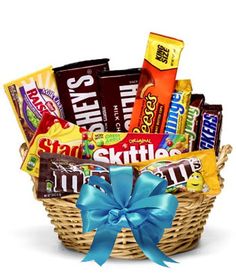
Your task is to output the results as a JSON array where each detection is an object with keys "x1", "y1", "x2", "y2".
[
  {"x1": 38, "y1": 152, "x2": 112, "y2": 198},
  {"x1": 98, "y1": 68, "x2": 141, "y2": 132},
  {"x1": 197, "y1": 104, "x2": 222, "y2": 155},
  {"x1": 54, "y1": 59, "x2": 109, "y2": 132}
]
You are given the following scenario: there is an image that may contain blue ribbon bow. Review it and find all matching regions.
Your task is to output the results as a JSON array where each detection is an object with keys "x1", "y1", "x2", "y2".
[{"x1": 76, "y1": 166, "x2": 178, "y2": 266}]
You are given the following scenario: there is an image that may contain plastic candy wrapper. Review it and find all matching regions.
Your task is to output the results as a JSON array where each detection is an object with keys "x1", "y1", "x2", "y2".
[
  {"x1": 184, "y1": 94, "x2": 205, "y2": 151},
  {"x1": 21, "y1": 113, "x2": 86, "y2": 177},
  {"x1": 38, "y1": 153, "x2": 118, "y2": 198},
  {"x1": 82, "y1": 132, "x2": 189, "y2": 164},
  {"x1": 165, "y1": 79, "x2": 192, "y2": 134},
  {"x1": 54, "y1": 59, "x2": 109, "y2": 132},
  {"x1": 197, "y1": 104, "x2": 222, "y2": 155},
  {"x1": 134, "y1": 148, "x2": 220, "y2": 195},
  {"x1": 98, "y1": 68, "x2": 141, "y2": 132},
  {"x1": 129, "y1": 32, "x2": 184, "y2": 133},
  {"x1": 4, "y1": 66, "x2": 64, "y2": 143}
]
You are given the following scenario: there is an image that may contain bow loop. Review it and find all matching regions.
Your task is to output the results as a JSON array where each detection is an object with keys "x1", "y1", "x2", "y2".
[{"x1": 76, "y1": 166, "x2": 178, "y2": 266}]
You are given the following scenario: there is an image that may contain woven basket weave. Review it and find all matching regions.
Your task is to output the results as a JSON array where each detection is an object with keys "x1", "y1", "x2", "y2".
[{"x1": 20, "y1": 144, "x2": 232, "y2": 259}]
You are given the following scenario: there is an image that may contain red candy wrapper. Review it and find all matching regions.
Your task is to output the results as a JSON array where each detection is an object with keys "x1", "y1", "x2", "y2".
[{"x1": 82, "y1": 132, "x2": 189, "y2": 164}]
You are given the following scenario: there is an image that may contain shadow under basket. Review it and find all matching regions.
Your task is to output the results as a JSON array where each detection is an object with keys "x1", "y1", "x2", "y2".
[{"x1": 20, "y1": 144, "x2": 232, "y2": 260}]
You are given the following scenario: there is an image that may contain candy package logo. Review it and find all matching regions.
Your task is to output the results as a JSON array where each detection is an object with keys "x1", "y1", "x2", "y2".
[
  {"x1": 185, "y1": 106, "x2": 200, "y2": 140},
  {"x1": 144, "y1": 157, "x2": 202, "y2": 187},
  {"x1": 19, "y1": 81, "x2": 63, "y2": 131},
  {"x1": 155, "y1": 44, "x2": 170, "y2": 64},
  {"x1": 67, "y1": 75, "x2": 104, "y2": 132},
  {"x1": 51, "y1": 164, "x2": 108, "y2": 194},
  {"x1": 129, "y1": 138, "x2": 151, "y2": 144},
  {"x1": 93, "y1": 144, "x2": 182, "y2": 164},
  {"x1": 37, "y1": 138, "x2": 82, "y2": 158},
  {"x1": 165, "y1": 92, "x2": 185, "y2": 134},
  {"x1": 199, "y1": 113, "x2": 218, "y2": 149},
  {"x1": 133, "y1": 93, "x2": 158, "y2": 133}
]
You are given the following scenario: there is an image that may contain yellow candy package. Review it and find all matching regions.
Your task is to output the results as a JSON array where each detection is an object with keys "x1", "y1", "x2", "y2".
[
  {"x1": 134, "y1": 149, "x2": 220, "y2": 195},
  {"x1": 21, "y1": 113, "x2": 85, "y2": 177},
  {"x1": 4, "y1": 66, "x2": 64, "y2": 143},
  {"x1": 164, "y1": 79, "x2": 192, "y2": 134}
]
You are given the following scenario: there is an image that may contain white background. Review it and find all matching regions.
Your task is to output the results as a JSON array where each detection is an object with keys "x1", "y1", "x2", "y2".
[{"x1": 0, "y1": 0, "x2": 235, "y2": 274}]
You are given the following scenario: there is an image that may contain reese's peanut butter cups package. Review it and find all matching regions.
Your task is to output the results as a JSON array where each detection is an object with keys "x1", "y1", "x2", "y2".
[
  {"x1": 134, "y1": 149, "x2": 220, "y2": 195},
  {"x1": 165, "y1": 79, "x2": 192, "y2": 134},
  {"x1": 129, "y1": 32, "x2": 184, "y2": 133},
  {"x1": 21, "y1": 113, "x2": 86, "y2": 177},
  {"x1": 54, "y1": 59, "x2": 109, "y2": 132},
  {"x1": 82, "y1": 132, "x2": 189, "y2": 164},
  {"x1": 4, "y1": 66, "x2": 64, "y2": 143}
]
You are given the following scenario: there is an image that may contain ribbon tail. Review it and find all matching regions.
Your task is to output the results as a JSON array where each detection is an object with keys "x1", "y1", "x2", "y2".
[
  {"x1": 82, "y1": 225, "x2": 120, "y2": 266},
  {"x1": 132, "y1": 228, "x2": 177, "y2": 267}
]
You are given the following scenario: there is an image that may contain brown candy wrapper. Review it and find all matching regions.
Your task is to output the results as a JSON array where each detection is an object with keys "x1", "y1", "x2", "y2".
[
  {"x1": 38, "y1": 153, "x2": 110, "y2": 198},
  {"x1": 197, "y1": 104, "x2": 222, "y2": 155},
  {"x1": 98, "y1": 68, "x2": 141, "y2": 132},
  {"x1": 38, "y1": 152, "x2": 137, "y2": 199},
  {"x1": 54, "y1": 59, "x2": 109, "y2": 132}
]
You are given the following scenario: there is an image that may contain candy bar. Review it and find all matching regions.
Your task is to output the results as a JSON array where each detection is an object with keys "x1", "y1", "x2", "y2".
[
  {"x1": 82, "y1": 132, "x2": 189, "y2": 164},
  {"x1": 184, "y1": 94, "x2": 205, "y2": 151},
  {"x1": 21, "y1": 113, "x2": 86, "y2": 177},
  {"x1": 165, "y1": 79, "x2": 192, "y2": 134},
  {"x1": 135, "y1": 149, "x2": 220, "y2": 195},
  {"x1": 129, "y1": 32, "x2": 184, "y2": 133},
  {"x1": 98, "y1": 68, "x2": 141, "y2": 132},
  {"x1": 54, "y1": 59, "x2": 109, "y2": 132},
  {"x1": 4, "y1": 66, "x2": 64, "y2": 143},
  {"x1": 197, "y1": 104, "x2": 222, "y2": 155},
  {"x1": 38, "y1": 153, "x2": 112, "y2": 198}
]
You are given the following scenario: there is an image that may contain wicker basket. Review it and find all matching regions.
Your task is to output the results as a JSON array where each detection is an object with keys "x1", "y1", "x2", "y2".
[{"x1": 20, "y1": 144, "x2": 232, "y2": 260}]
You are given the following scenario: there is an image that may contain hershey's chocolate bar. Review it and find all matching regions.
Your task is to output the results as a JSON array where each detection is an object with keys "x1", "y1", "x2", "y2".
[
  {"x1": 54, "y1": 59, "x2": 109, "y2": 132},
  {"x1": 98, "y1": 68, "x2": 141, "y2": 132}
]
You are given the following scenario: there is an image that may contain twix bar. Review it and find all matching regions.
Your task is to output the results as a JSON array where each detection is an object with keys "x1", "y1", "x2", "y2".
[{"x1": 129, "y1": 32, "x2": 184, "y2": 133}]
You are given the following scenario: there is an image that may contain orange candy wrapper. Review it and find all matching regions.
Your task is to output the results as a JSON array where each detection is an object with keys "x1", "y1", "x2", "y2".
[{"x1": 129, "y1": 32, "x2": 184, "y2": 133}]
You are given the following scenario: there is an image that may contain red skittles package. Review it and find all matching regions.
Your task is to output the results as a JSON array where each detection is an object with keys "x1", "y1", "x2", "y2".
[{"x1": 81, "y1": 132, "x2": 189, "y2": 164}]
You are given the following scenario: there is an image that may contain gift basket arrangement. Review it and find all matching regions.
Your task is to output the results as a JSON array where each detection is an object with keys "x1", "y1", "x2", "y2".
[{"x1": 5, "y1": 32, "x2": 231, "y2": 266}]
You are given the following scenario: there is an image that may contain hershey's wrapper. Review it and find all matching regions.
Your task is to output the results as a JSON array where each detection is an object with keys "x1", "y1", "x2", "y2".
[
  {"x1": 98, "y1": 68, "x2": 141, "y2": 132},
  {"x1": 54, "y1": 59, "x2": 109, "y2": 132}
]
